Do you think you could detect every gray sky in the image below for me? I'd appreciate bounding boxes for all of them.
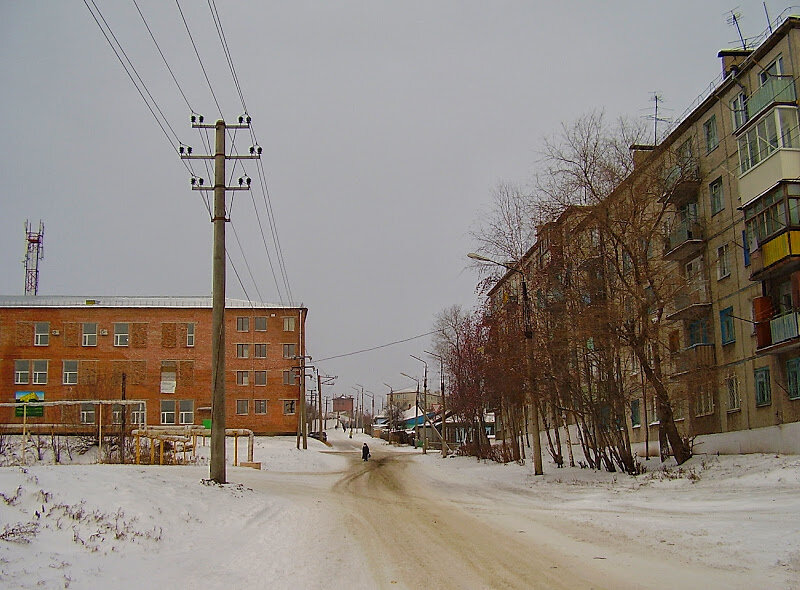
[0,1,785,407]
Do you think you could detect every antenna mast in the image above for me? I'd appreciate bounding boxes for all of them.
[728,9,747,49]
[23,220,45,296]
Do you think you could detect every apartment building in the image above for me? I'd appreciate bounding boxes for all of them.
[0,296,307,435]
[487,12,800,455]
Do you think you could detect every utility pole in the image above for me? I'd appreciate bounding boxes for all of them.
[425,350,448,457]
[120,372,127,464]
[182,115,259,483]
[23,220,44,296]
[411,355,428,454]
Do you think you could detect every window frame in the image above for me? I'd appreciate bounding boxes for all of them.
[254,343,267,358]
[32,360,48,385]
[34,322,49,346]
[709,177,724,215]
[254,370,267,386]
[80,403,96,425]
[283,369,297,386]
[630,399,641,427]
[283,316,296,332]
[236,317,250,332]
[160,400,176,424]
[179,400,194,424]
[114,323,130,347]
[755,367,772,406]
[717,243,731,280]
[236,343,250,359]
[254,399,267,414]
[236,370,249,386]
[283,399,297,415]
[236,399,249,415]
[282,343,296,359]
[186,323,195,347]
[720,306,736,345]
[14,360,30,385]
[62,360,78,385]
[725,374,741,411]
[787,358,800,400]
[82,322,98,347]
[704,115,719,153]
[254,316,267,331]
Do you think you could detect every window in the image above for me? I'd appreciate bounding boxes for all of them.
[186,323,195,347]
[131,403,146,425]
[755,367,772,406]
[254,316,267,331]
[236,399,249,415]
[725,374,741,410]
[709,177,724,215]
[695,388,714,416]
[787,358,800,400]
[14,360,30,384]
[82,323,97,347]
[254,344,267,358]
[720,307,736,345]
[62,360,78,385]
[283,317,296,332]
[254,399,267,414]
[742,230,751,267]
[630,399,641,427]
[283,400,296,415]
[160,361,177,394]
[704,115,718,152]
[34,322,49,346]
[672,399,684,421]
[717,244,731,279]
[759,55,784,86]
[114,323,129,347]
[283,370,297,385]
[161,400,176,424]
[283,343,296,359]
[236,370,249,386]
[255,370,267,386]
[738,106,799,173]
[112,404,123,425]
[32,360,48,385]
[80,403,95,425]
[179,400,194,424]
[237,344,250,359]
[731,91,748,129]
[236,317,249,332]
[744,182,800,248]
[688,318,711,346]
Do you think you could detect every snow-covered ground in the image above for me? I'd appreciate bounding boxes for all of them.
[1,429,798,589]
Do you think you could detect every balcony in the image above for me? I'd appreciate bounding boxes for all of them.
[756,309,800,355]
[664,220,705,261]
[737,76,797,131]
[673,343,716,376]
[666,280,712,321]
[661,163,701,205]
[748,229,800,281]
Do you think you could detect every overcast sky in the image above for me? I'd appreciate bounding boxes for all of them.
[0,1,787,407]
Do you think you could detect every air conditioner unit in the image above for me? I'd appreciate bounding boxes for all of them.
[100,329,108,336]
[51,330,60,335]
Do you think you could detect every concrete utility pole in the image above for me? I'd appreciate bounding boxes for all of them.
[425,350,448,457]
[182,116,259,484]
[411,355,428,454]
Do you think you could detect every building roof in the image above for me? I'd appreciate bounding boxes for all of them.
[0,295,303,310]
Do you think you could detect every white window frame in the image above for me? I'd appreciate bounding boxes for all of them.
[283,316,296,332]
[80,403,95,425]
[717,244,731,279]
[725,375,741,411]
[82,323,97,347]
[32,360,48,385]
[62,360,78,385]
[179,400,194,424]
[709,177,724,215]
[236,370,249,386]
[112,404,123,425]
[236,317,249,332]
[283,370,296,385]
[237,344,250,359]
[283,343,296,359]
[254,316,267,331]
[14,360,30,384]
[161,400,176,424]
[114,323,129,347]
[131,403,146,425]
[34,322,49,346]
[254,344,267,358]
[186,323,195,347]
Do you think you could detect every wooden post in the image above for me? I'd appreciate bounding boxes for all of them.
[234,432,239,467]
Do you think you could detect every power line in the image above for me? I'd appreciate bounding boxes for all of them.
[314,331,444,363]
[175,0,224,119]
[229,219,266,304]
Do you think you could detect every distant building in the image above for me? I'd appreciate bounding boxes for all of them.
[332,395,353,415]
[387,387,441,412]
[0,296,307,435]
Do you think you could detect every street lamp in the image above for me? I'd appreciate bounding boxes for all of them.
[401,372,420,449]
[410,355,428,454]
[424,349,449,457]
[467,252,544,476]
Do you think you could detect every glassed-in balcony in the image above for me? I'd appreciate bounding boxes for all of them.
[664,219,705,261]
[770,310,800,345]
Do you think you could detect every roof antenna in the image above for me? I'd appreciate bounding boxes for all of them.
[764,2,773,34]
[727,8,747,50]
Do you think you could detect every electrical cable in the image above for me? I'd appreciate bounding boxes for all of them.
[314,331,445,363]
[175,0,224,120]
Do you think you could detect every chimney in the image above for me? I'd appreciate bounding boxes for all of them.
[629,144,655,169]
[718,49,752,77]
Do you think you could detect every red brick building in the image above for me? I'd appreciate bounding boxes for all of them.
[0,296,307,435]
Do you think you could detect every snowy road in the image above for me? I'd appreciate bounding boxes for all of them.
[236,434,767,590]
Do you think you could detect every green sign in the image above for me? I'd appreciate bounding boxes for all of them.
[15,391,44,417]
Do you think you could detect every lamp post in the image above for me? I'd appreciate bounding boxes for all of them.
[362,390,375,435]
[383,383,394,441]
[401,372,420,449]
[468,252,543,476]
[410,355,428,454]
[424,350,448,457]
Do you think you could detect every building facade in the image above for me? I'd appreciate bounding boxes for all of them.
[0,296,307,435]
[487,12,800,455]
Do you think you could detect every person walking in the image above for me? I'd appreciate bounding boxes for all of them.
[362,442,370,461]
